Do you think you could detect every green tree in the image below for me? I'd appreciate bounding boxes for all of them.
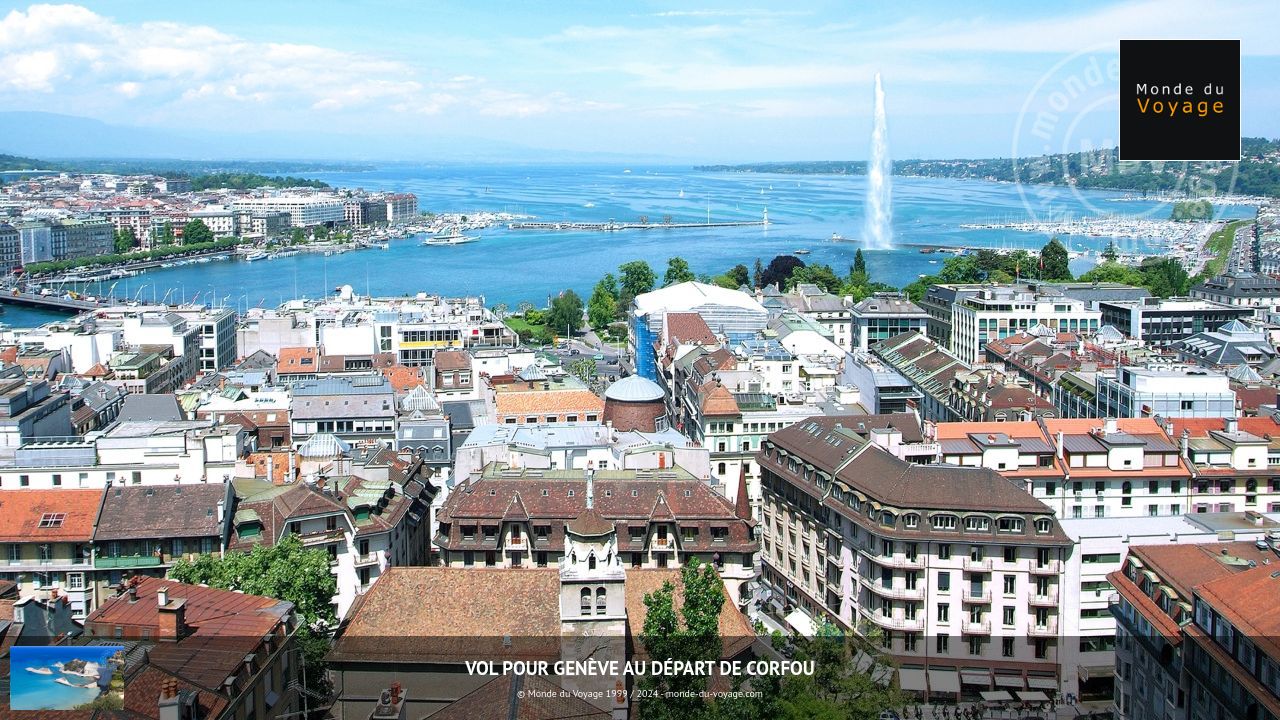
[113,228,136,254]
[169,534,337,702]
[567,357,597,385]
[1039,238,1072,280]
[664,256,696,286]
[853,249,867,276]
[546,289,585,336]
[182,219,214,246]
[290,227,306,245]
[752,258,764,288]
[725,264,750,288]
[1102,240,1119,262]
[619,260,657,298]
[789,263,842,293]
[158,222,176,246]
[1140,257,1191,297]
[637,558,724,720]
[588,276,619,329]
[759,255,806,289]
[313,225,330,241]
[767,623,908,720]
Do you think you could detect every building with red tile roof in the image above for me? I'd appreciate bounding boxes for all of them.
[1162,416,1280,514]
[275,346,317,380]
[84,576,299,720]
[0,489,100,616]
[1108,541,1280,720]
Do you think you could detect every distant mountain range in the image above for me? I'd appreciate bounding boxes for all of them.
[0,111,676,166]
[696,138,1280,197]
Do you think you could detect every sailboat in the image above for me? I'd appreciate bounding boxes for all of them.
[679,189,685,198]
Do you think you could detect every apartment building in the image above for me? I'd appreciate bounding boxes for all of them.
[872,331,970,422]
[230,195,345,227]
[83,577,300,720]
[0,222,21,272]
[950,285,1101,364]
[433,464,759,605]
[759,416,1073,698]
[1109,541,1280,720]
[1169,416,1280,514]
[1099,297,1252,346]
[773,283,855,351]
[229,448,435,618]
[289,375,397,446]
[0,489,100,617]
[850,293,929,352]
[384,193,419,223]
[1191,270,1280,317]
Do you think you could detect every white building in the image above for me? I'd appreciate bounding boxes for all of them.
[1094,365,1237,419]
[951,286,1101,364]
[231,195,345,227]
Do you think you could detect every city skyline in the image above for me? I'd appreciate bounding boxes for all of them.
[1,0,1279,162]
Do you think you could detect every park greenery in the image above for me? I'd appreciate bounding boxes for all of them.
[169,534,337,704]
[1171,200,1213,221]
[189,172,329,191]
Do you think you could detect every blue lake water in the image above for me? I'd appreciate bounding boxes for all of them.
[9,644,121,710]
[5,166,1255,327]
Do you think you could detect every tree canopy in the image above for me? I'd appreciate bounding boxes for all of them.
[588,274,620,329]
[1039,238,1072,281]
[546,289,585,336]
[759,255,806,290]
[181,218,214,246]
[664,256,696,286]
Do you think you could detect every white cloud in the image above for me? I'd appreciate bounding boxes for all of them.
[115,81,140,98]
[0,50,60,91]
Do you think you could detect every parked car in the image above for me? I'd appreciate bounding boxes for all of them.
[592,353,604,360]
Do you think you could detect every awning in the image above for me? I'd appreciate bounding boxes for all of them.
[785,609,816,638]
[1026,676,1059,690]
[1017,691,1050,702]
[980,690,1013,702]
[928,668,961,694]
[898,667,928,692]
[994,674,1023,688]
[960,670,990,685]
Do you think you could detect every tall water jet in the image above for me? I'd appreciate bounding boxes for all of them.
[863,73,893,250]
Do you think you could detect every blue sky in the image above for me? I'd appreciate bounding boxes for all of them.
[0,1,1277,161]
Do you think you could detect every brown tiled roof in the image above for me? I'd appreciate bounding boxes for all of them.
[86,577,292,691]
[434,349,472,371]
[124,665,230,720]
[665,312,718,346]
[1195,564,1280,660]
[94,484,226,541]
[1129,542,1269,600]
[0,489,101,542]
[698,381,739,416]
[380,364,425,393]
[276,347,317,374]
[1170,416,1280,438]
[83,362,112,378]
[567,507,613,536]
[329,567,563,663]
[430,675,609,720]
[495,390,604,417]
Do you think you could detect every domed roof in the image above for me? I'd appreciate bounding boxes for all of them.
[298,433,351,459]
[604,375,664,403]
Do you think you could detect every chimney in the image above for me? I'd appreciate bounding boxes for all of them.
[370,683,408,720]
[585,463,595,510]
[1103,418,1118,435]
[1180,429,1190,459]
[1055,430,1064,460]
[216,498,225,524]
[1225,417,1239,434]
[158,679,182,720]
[158,593,187,642]
[128,586,138,603]
[157,586,168,607]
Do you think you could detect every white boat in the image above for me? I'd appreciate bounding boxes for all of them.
[794,249,811,255]
[26,667,53,675]
[423,231,479,246]
[831,233,846,241]
[583,202,596,208]
[243,251,268,262]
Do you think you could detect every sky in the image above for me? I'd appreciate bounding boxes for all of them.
[0,1,1278,162]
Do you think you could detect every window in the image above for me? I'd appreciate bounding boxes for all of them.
[996,517,1024,533]
[1035,518,1051,534]
[37,513,65,528]
[580,588,592,616]
[1003,607,1015,626]
[937,572,950,592]
[936,635,949,655]
[937,603,950,622]
[938,544,951,560]
[19,474,29,487]
[485,551,496,567]
[1002,637,1015,657]
[596,588,608,615]
[1002,575,1016,595]
[1003,546,1017,563]
[51,474,61,487]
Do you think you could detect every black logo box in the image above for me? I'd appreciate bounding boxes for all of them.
[1119,39,1240,162]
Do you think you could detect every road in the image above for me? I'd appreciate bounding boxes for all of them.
[545,335,626,383]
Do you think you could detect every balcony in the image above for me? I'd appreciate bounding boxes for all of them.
[651,537,675,552]
[868,613,924,631]
[1029,560,1062,575]
[1029,593,1059,607]
[963,557,993,571]
[861,548,924,569]
[353,552,381,567]
[962,588,992,603]
[962,619,992,634]
[299,529,345,547]
[506,536,526,550]
[1028,618,1059,636]
[96,555,164,569]
[5,558,93,570]
[864,579,925,601]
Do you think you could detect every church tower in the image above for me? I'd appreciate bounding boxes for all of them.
[558,465,628,720]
